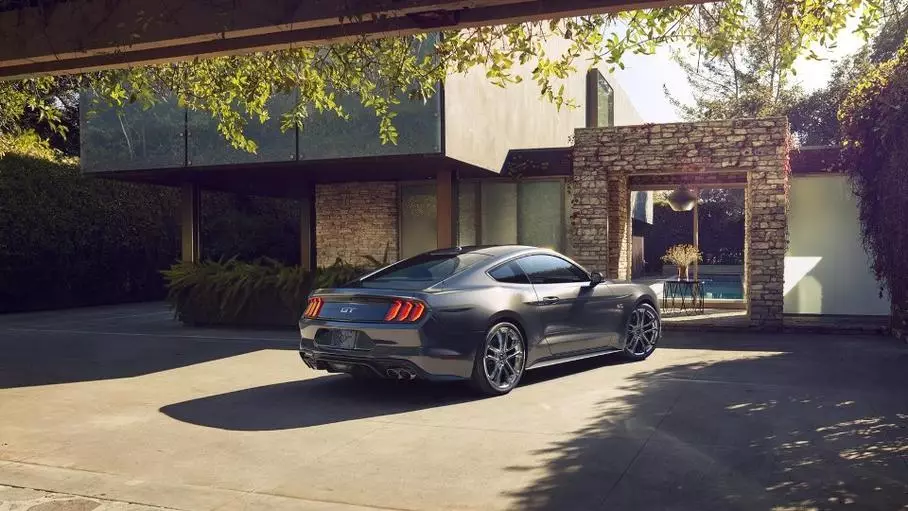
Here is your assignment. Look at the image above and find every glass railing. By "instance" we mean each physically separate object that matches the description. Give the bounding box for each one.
[80,89,442,173]
[80,93,186,172]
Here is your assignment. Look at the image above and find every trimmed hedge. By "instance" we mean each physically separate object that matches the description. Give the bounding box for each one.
[162,258,373,327]
[0,152,181,311]
[0,147,308,313]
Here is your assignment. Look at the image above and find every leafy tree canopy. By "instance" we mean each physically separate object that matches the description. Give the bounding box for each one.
[664,0,905,144]
[0,0,888,152]
[666,0,809,120]
[789,2,907,145]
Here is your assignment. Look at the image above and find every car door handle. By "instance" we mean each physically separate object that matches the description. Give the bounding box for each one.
[541,296,560,304]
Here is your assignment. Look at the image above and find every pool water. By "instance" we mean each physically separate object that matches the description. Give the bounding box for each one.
[701,274,744,300]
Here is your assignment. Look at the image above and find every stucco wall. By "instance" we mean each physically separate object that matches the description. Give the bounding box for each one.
[315,183,399,267]
[443,36,642,172]
[784,174,889,316]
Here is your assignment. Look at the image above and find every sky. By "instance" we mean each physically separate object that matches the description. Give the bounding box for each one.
[611,21,866,122]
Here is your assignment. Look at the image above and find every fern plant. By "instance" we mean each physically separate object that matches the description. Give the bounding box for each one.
[360,241,391,268]
[162,257,375,327]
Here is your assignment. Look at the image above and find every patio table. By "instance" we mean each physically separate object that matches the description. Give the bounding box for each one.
[661,279,708,314]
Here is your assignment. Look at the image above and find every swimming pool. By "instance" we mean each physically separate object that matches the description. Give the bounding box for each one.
[639,274,745,301]
[701,274,744,300]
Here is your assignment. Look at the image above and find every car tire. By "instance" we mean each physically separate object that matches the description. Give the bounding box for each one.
[470,321,526,396]
[621,302,660,361]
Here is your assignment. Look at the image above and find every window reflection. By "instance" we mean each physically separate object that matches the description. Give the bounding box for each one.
[457,180,565,251]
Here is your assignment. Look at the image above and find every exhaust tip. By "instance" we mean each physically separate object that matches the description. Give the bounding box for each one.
[386,368,416,380]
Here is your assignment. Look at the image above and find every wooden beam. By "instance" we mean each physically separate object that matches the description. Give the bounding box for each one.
[180,182,201,263]
[0,0,695,79]
[436,169,454,248]
[692,187,699,280]
[300,193,314,270]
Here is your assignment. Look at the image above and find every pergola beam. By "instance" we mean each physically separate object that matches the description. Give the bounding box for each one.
[0,0,692,79]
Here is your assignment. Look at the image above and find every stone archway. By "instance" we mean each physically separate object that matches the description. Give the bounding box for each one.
[569,118,790,329]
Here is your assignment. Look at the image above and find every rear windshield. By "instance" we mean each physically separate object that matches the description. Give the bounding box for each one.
[354,252,490,289]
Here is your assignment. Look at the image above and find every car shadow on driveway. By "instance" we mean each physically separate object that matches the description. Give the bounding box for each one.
[160,376,475,430]
[159,354,632,431]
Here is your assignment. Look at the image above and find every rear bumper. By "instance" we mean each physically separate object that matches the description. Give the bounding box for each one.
[298,320,479,380]
[298,350,471,381]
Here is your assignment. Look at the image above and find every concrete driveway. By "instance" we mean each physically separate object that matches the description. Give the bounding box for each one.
[1,303,906,511]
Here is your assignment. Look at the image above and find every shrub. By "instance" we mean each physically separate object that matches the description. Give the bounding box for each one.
[839,39,908,340]
[162,258,375,327]
[0,150,181,312]
[0,136,309,312]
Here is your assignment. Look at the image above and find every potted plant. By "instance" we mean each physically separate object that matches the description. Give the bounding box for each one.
[661,244,702,281]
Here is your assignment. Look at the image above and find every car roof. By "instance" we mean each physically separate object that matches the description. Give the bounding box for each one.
[428,245,537,258]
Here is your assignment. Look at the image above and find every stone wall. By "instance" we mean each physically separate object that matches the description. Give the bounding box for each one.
[571,118,789,328]
[315,182,399,267]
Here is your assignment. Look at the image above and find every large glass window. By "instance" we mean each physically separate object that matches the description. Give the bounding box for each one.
[517,255,589,284]
[481,182,518,245]
[518,181,564,250]
[457,180,565,251]
[457,182,479,246]
[400,184,437,258]
[586,70,615,128]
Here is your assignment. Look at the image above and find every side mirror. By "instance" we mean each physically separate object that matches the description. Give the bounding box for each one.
[590,271,604,285]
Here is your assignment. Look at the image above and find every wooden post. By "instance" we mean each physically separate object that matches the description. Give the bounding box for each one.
[300,192,314,270]
[693,187,699,280]
[436,169,454,248]
[180,182,201,263]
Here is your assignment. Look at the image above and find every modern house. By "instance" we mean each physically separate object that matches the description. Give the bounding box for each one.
[80,37,649,269]
[79,36,892,329]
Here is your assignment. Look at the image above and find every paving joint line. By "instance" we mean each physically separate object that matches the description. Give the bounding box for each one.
[598,388,683,505]
[0,460,403,511]
[0,482,183,510]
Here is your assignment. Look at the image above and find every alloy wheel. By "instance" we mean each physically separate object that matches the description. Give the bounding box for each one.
[625,305,660,357]
[482,324,525,391]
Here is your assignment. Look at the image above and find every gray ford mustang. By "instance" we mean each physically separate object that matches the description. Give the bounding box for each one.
[298,245,661,395]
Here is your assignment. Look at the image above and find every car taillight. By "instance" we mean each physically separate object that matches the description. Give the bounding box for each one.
[303,297,323,319]
[384,299,426,322]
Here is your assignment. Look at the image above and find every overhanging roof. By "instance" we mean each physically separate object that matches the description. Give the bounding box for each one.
[92,153,497,199]
[500,147,572,178]
[0,0,695,79]
[90,143,845,198]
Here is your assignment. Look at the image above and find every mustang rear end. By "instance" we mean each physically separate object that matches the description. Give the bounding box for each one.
[298,289,477,381]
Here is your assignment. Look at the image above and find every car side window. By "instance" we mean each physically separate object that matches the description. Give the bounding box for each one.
[517,255,590,284]
[489,261,531,284]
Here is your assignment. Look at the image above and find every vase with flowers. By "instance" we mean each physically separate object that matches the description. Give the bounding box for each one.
[661,244,703,281]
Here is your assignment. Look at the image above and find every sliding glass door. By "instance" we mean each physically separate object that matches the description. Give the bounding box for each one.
[457,179,566,251]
